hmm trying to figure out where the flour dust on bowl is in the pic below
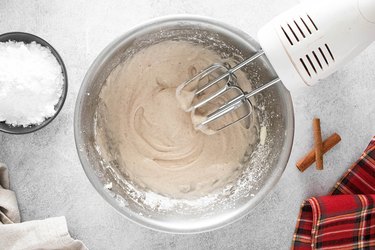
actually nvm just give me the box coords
[74,16,294,233]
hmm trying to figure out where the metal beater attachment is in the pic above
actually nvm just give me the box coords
[176,50,281,134]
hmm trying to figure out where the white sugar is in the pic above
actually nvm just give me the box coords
[0,41,64,126]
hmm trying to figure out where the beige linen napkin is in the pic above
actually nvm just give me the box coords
[0,163,88,250]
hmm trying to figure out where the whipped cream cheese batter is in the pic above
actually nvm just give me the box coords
[96,41,258,198]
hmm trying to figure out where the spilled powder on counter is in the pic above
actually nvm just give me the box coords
[0,41,64,127]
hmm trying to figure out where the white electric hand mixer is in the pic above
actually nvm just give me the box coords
[177,0,375,133]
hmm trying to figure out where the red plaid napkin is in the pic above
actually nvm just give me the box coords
[292,137,375,250]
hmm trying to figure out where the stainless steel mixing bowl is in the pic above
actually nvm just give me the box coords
[75,16,294,233]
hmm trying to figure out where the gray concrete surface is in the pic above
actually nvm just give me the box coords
[0,0,374,249]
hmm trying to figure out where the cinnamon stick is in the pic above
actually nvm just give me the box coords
[313,118,324,170]
[296,133,341,172]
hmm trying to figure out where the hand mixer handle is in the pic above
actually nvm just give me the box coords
[258,0,375,90]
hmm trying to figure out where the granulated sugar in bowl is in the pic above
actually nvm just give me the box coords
[0,40,64,127]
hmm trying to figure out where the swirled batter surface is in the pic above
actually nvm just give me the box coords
[96,41,258,198]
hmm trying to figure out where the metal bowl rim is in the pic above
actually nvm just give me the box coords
[74,14,295,234]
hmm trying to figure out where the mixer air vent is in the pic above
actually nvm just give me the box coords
[280,13,318,46]
[299,44,335,77]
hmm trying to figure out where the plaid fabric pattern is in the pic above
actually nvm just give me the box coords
[292,137,375,250]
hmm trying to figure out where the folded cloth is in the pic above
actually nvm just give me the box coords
[0,164,20,224]
[292,137,375,250]
[0,163,88,250]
